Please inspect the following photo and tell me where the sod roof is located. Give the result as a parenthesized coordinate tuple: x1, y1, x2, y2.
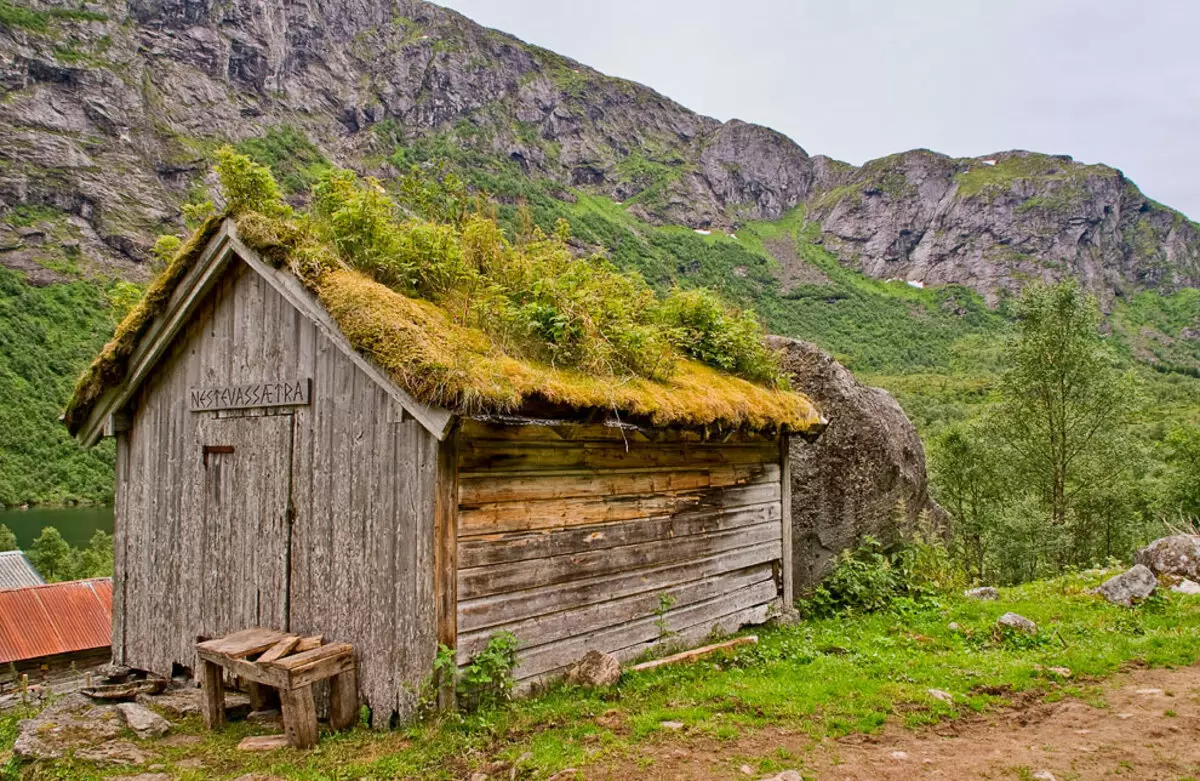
(64, 214, 824, 438)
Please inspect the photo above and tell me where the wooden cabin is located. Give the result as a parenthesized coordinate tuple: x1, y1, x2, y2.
(64, 218, 824, 724)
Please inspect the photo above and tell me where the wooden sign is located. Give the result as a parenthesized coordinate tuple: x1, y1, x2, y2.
(189, 379, 311, 412)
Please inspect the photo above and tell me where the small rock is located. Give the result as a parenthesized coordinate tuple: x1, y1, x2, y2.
(996, 612, 1037, 634)
(1096, 564, 1157, 606)
(1047, 666, 1072, 678)
(964, 586, 999, 600)
(117, 702, 171, 739)
(890, 750, 909, 760)
(76, 739, 149, 766)
(158, 734, 202, 748)
(1172, 579, 1200, 595)
(140, 689, 200, 718)
(740, 765, 754, 776)
(947, 621, 961, 632)
(1136, 535, 1200, 578)
(468, 773, 489, 781)
(547, 769, 579, 781)
(1032, 771, 1057, 781)
(659, 720, 685, 730)
(237, 735, 290, 752)
(99, 664, 134, 683)
(927, 688, 954, 703)
(566, 650, 621, 687)
(116, 775, 169, 781)
(764, 772, 802, 781)
(1136, 688, 1164, 695)
(231, 775, 287, 781)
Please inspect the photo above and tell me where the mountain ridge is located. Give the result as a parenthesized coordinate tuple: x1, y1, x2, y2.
(1, 0, 1198, 305)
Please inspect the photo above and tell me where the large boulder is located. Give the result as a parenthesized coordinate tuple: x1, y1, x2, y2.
(1136, 535, 1200, 579)
(767, 337, 947, 591)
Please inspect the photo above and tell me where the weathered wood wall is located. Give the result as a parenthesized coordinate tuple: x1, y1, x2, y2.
(455, 420, 785, 686)
(115, 260, 439, 723)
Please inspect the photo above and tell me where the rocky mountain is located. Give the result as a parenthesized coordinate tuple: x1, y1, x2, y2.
(2, 0, 1199, 304)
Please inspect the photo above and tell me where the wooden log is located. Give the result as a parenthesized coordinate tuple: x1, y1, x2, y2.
(257, 635, 301, 663)
(458, 464, 777, 505)
(458, 502, 780, 569)
(200, 660, 225, 730)
(280, 686, 319, 749)
(329, 667, 358, 731)
(458, 481, 781, 536)
(458, 440, 778, 475)
(458, 520, 781, 600)
(459, 540, 781, 633)
(627, 636, 758, 672)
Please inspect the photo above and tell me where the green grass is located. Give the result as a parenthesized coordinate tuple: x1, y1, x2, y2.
(9, 569, 1200, 780)
(955, 153, 1113, 201)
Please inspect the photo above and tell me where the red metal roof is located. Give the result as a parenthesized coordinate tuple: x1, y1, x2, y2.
(0, 578, 112, 663)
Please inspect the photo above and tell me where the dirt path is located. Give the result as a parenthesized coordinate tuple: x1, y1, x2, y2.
(590, 664, 1200, 780)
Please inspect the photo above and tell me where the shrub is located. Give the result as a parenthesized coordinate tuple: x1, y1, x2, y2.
(456, 631, 519, 712)
(214, 146, 288, 217)
(656, 287, 785, 387)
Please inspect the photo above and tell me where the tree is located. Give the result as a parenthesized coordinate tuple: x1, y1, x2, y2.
(0, 524, 16, 552)
(27, 526, 73, 582)
(930, 422, 1002, 580)
(1164, 424, 1200, 519)
(73, 530, 114, 579)
(990, 282, 1140, 537)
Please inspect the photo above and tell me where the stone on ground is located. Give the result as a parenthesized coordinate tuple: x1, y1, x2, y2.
(1135, 535, 1200, 578)
(964, 586, 999, 600)
(761, 772, 802, 781)
(116, 702, 170, 738)
(1096, 564, 1157, 606)
(237, 734, 291, 752)
(927, 688, 954, 703)
(116, 775, 170, 781)
(13, 694, 122, 760)
(659, 720, 684, 730)
(1172, 579, 1200, 595)
(1032, 771, 1057, 781)
(996, 612, 1037, 634)
(75, 739, 149, 766)
(566, 650, 621, 687)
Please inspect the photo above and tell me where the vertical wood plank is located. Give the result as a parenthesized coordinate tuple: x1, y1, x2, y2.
(780, 433, 793, 607)
(434, 424, 459, 711)
(280, 686, 319, 749)
(200, 660, 225, 729)
(329, 667, 358, 731)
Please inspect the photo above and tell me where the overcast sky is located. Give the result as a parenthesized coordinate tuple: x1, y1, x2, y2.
(434, 0, 1200, 219)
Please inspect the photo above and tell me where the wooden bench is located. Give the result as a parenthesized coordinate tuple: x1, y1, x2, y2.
(195, 627, 357, 748)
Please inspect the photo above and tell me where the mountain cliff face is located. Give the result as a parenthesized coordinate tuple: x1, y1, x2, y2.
(3, 0, 1199, 303)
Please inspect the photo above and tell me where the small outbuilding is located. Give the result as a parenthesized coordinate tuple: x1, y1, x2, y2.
(64, 218, 824, 724)
(0, 578, 113, 694)
(0, 550, 44, 590)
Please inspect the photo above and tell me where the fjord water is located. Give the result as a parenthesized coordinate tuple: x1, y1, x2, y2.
(0, 506, 114, 550)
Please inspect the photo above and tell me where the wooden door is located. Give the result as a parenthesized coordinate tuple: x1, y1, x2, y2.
(194, 414, 294, 639)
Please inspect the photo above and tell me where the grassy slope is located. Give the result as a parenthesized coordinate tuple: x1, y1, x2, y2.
(8, 568, 1200, 779)
(0, 267, 120, 507)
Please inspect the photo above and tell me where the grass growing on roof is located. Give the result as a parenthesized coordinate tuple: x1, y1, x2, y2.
(65, 151, 820, 434)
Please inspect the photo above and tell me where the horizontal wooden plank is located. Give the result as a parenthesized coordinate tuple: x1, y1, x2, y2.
(459, 481, 782, 536)
(458, 501, 781, 569)
(516, 602, 772, 693)
(458, 441, 778, 475)
(195, 648, 288, 689)
(459, 519, 781, 600)
(457, 564, 774, 661)
(459, 539, 781, 633)
(459, 463, 778, 506)
(510, 578, 779, 682)
(195, 628, 289, 659)
(460, 419, 776, 446)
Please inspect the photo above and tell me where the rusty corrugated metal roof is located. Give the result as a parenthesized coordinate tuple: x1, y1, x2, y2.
(0, 551, 44, 589)
(0, 578, 112, 663)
